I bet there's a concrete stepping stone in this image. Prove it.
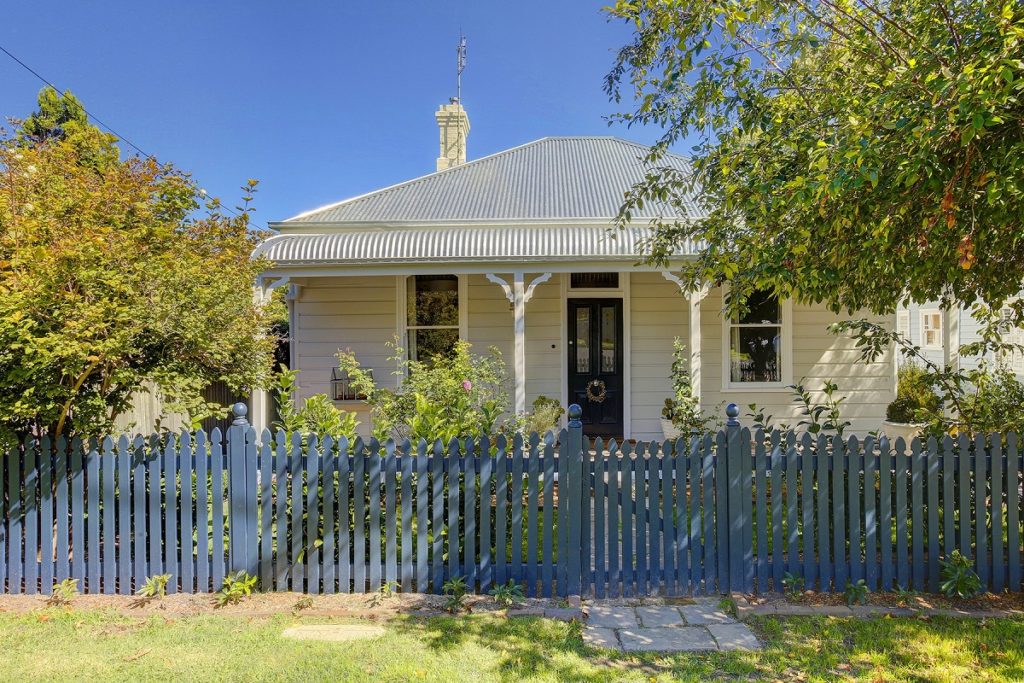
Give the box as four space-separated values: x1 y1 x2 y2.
618 626 719 652
708 623 760 651
282 624 387 642
636 606 685 628
582 626 621 650
680 604 735 625
586 605 638 628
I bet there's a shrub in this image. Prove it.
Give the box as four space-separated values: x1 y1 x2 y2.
522 396 563 437
887 364 941 423
844 579 869 606
337 339 511 442
488 579 525 608
960 368 1024 435
215 571 258 607
662 337 713 433
273 366 359 442
48 578 78 606
442 576 470 613
136 573 171 601
939 550 983 599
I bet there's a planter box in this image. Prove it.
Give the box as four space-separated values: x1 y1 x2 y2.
881 420 926 445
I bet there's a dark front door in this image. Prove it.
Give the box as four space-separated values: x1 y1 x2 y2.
568 299 624 438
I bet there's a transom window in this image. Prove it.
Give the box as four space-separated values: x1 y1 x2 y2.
570 273 619 289
920 310 942 350
726 289 785 385
406 275 460 362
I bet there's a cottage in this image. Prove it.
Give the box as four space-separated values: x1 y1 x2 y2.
253 103 895 439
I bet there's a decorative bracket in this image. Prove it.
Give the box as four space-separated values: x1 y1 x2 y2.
485 272 552 304
660 272 709 301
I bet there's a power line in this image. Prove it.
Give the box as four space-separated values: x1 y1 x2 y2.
0 42 260 227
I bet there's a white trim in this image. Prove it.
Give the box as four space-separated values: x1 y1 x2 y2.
941 306 958 370
689 289 702 401
921 309 943 350
720 289 793 390
896 310 910 338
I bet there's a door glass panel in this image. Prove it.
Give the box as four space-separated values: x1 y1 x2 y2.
600 305 616 373
575 308 590 373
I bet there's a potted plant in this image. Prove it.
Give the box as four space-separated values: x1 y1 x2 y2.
660 398 683 440
882 364 940 443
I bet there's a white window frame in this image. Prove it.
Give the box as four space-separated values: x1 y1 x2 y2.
896 310 910 339
920 309 943 350
396 274 468 363
721 289 793 391
1000 306 1024 374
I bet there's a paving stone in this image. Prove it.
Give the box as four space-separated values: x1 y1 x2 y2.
636 606 685 628
680 604 735 625
507 607 545 618
582 626 621 650
587 605 639 628
544 607 582 621
708 623 761 651
618 626 719 652
281 624 387 642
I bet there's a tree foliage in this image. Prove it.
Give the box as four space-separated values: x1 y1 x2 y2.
606 0 1024 315
0 88 278 440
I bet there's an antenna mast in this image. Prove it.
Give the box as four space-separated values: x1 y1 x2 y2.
456 33 467 163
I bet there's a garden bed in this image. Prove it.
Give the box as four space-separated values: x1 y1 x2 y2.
0 592 582 620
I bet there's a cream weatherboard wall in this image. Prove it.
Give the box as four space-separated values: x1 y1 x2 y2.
288 274 894 439
698 287 894 434
628 272 689 439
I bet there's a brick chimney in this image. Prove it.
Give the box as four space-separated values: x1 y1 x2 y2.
435 100 470 171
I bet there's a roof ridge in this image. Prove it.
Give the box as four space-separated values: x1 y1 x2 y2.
282 136 690 223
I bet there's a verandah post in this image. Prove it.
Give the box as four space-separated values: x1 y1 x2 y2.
227 403 253 576
562 404 584 596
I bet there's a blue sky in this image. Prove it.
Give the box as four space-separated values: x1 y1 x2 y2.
1 1 666 230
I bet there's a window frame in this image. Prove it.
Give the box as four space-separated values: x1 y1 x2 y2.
920 309 943 350
720 289 793 391
896 310 910 340
398 274 468 363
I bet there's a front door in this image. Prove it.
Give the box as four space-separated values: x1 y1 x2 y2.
568 299 624 438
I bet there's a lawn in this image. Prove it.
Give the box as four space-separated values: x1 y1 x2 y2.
1 608 1022 682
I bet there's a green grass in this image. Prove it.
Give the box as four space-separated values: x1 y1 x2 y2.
1 609 1022 682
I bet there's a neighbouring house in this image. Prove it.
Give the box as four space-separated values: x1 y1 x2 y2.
252 102 895 440
897 299 1024 378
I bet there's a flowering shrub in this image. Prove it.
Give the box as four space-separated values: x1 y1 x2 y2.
337 339 510 442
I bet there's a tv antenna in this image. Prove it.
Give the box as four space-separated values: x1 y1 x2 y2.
455 33 467 163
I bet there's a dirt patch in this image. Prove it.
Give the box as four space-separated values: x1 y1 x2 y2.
0 592 571 618
746 590 1024 612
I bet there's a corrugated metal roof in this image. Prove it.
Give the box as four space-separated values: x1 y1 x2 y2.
280 137 701 224
254 225 701 266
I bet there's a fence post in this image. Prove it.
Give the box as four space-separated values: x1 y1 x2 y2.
725 403 745 593
227 403 251 577
563 404 584 597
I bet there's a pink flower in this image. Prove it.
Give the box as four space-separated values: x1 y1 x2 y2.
462 380 473 392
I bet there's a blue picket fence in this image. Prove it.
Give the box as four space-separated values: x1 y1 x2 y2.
1 404 1022 596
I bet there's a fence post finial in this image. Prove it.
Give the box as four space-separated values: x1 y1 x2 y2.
725 402 740 427
231 402 248 426
568 403 582 428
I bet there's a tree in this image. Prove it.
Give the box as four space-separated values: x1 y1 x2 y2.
0 88 278 441
605 1 1024 316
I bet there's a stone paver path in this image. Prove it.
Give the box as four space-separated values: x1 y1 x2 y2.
583 601 760 652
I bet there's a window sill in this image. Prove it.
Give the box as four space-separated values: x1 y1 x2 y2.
720 385 792 394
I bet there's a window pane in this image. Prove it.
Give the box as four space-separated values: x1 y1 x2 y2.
408 275 458 326
570 273 619 289
408 328 459 363
734 289 780 324
730 326 782 383
600 305 616 373
575 308 590 373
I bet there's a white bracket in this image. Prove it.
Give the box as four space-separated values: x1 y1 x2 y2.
661 272 709 301
486 272 552 303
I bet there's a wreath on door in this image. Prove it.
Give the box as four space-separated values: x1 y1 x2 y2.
586 379 607 403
